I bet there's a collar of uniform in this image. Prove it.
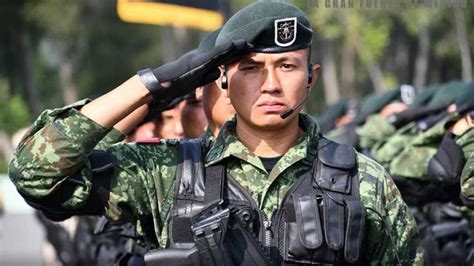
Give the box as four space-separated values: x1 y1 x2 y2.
205 113 321 168
298 113 320 166
204 116 265 170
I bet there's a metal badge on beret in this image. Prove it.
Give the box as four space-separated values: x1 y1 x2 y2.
275 17 297 47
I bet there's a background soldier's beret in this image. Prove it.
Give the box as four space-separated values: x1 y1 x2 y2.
315 99 350 132
427 81 470 109
216 2 312 52
197 28 221 53
355 85 415 123
411 85 439 106
455 82 474 114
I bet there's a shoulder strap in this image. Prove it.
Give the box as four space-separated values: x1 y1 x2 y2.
174 138 207 199
204 164 226 206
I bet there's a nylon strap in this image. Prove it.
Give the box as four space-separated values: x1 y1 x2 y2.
204 164 226 206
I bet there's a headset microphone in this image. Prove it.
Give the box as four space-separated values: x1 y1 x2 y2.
280 64 313 119
280 87 310 119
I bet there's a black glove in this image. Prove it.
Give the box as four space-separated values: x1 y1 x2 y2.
387 105 446 129
428 132 466 186
138 39 249 105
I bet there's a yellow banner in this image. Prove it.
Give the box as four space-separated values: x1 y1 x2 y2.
117 0 223 31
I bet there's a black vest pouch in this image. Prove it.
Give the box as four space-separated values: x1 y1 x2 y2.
344 200 366 263
284 194 337 264
323 193 345 250
315 140 355 194
294 194 323 249
286 193 323 261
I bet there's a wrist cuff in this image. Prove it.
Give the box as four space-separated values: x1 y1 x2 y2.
137 68 160 94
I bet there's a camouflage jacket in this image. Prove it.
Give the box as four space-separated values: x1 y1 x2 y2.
9 100 422 264
462 152 474 208
357 114 397 151
390 115 474 180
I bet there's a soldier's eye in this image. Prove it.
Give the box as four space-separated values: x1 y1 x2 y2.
241 65 258 72
281 64 296 70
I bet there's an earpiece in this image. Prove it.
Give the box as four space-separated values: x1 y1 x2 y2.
221 70 228 89
307 63 313 84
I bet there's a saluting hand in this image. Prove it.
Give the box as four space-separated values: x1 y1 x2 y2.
138 39 249 106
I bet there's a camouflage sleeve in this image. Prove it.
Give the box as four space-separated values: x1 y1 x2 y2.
389 117 448 180
456 126 474 159
96 127 126 150
8 102 179 243
461 152 474 208
369 124 417 169
356 114 396 150
357 154 423 265
9 100 110 200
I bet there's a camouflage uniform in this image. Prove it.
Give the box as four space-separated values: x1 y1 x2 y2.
461 152 474 208
9 101 422 264
357 114 397 152
389 114 474 180
28 99 130 264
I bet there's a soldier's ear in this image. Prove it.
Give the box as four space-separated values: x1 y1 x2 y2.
308 64 320 89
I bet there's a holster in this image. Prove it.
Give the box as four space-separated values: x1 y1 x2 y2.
144 203 270 266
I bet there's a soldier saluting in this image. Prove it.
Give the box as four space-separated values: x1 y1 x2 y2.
9 2 421 265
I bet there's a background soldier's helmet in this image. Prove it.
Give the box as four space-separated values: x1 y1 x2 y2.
216 2 313 53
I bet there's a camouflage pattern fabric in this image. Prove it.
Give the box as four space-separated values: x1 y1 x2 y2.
9 100 422 264
388 116 452 179
369 122 418 169
457 127 474 160
390 114 473 180
356 114 396 151
461 152 474 205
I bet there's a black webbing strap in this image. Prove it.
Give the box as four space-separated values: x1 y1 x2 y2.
204 164 226 206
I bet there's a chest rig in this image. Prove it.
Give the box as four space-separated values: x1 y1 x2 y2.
164 137 366 265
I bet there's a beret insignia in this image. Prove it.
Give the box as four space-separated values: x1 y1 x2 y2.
275 17 297 47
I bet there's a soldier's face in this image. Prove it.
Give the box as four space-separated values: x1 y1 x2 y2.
155 102 185 139
181 93 208 138
226 49 318 130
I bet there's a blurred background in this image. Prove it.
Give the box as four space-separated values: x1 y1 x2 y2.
0 0 473 264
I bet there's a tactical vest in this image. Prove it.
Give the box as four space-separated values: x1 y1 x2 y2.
165 137 366 265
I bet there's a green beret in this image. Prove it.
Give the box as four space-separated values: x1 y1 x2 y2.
455 82 474 109
318 99 350 122
197 28 221 53
315 99 353 133
427 81 468 108
411 85 439 106
216 2 312 52
356 86 415 122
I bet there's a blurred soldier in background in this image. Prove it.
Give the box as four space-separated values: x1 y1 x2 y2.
313 99 358 134
127 99 186 141
326 84 416 149
194 29 236 141
320 81 474 266
181 92 208 138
